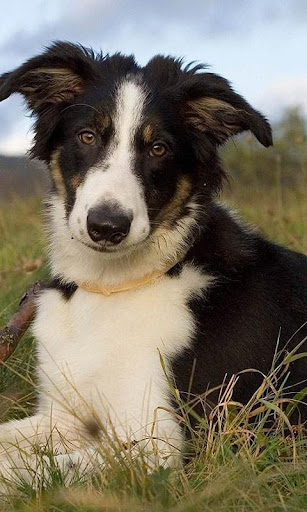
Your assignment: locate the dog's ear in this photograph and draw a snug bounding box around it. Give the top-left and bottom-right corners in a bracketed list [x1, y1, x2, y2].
[0, 41, 98, 112]
[181, 73, 272, 147]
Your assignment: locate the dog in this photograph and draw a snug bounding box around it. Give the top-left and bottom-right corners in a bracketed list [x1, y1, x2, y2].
[0, 42, 306, 488]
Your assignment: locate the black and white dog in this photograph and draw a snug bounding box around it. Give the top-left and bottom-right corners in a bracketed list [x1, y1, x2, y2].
[0, 42, 306, 485]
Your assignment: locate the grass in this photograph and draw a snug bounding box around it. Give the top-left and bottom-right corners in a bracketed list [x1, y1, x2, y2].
[0, 182, 306, 511]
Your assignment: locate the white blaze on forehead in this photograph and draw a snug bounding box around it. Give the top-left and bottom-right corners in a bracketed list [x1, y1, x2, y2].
[68, 79, 150, 249]
[114, 80, 146, 149]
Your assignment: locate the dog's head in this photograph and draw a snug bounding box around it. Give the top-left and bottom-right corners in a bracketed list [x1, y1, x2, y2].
[0, 42, 272, 256]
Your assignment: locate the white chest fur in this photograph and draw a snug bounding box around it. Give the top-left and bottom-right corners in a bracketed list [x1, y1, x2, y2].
[32, 265, 211, 449]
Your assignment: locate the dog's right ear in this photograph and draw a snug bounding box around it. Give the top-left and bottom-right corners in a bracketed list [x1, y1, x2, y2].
[0, 41, 98, 112]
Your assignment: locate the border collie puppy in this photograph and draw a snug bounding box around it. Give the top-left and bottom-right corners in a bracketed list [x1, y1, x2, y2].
[0, 42, 306, 486]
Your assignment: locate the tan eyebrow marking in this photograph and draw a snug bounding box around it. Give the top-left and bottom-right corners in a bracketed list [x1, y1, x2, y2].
[100, 113, 111, 130]
[143, 124, 154, 143]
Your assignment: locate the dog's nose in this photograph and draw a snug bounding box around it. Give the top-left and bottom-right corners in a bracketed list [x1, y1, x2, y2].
[87, 205, 132, 245]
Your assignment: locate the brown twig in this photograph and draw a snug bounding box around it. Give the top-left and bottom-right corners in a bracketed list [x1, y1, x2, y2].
[0, 281, 47, 363]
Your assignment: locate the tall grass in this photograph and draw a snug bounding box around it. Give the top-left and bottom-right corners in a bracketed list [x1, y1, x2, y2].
[0, 118, 306, 509]
[0, 188, 306, 510]
[0, 345, 307, 511]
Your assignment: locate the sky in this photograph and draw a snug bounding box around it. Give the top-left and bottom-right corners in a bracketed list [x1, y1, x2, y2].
[0, 0, 306, 155]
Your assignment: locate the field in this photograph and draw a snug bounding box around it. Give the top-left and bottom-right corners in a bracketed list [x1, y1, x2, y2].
[0, 112, 306, 511]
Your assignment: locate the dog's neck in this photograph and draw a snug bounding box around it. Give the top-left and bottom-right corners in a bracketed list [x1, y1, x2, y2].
[47, 196, 199, 288]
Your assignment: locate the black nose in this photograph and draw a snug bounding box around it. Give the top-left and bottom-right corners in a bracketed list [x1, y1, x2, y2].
[87, 205, 132, 245]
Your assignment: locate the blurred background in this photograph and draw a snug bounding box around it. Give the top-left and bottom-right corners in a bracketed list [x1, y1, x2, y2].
[0, 0, 306, 293]
[0, 0, 305, 429]
[0, 0, 306, 195]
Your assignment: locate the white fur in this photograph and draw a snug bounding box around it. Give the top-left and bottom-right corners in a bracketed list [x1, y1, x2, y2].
[69, 80, 150, 250]
[0, 265, 213, 489]
[35, 264, 210, 433]
[49, 195, 201, 287]
[0, 80, 214, 490]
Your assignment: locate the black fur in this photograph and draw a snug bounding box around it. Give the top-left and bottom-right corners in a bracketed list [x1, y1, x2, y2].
[0, 42, 305, 427]
[172, 202, 307, 424]
[0, 41, 271, 228]
[47, 277, 78, 300]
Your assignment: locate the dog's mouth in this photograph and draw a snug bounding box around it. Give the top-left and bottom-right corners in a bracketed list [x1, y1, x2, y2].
[74, 238, 119, 253]
[71, 230, 151, 256]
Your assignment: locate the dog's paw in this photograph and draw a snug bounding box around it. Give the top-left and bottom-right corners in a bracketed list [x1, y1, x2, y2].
[0, 455, 28, 495]
[51, 449, 105, 485]
[0, 448, 104, 493]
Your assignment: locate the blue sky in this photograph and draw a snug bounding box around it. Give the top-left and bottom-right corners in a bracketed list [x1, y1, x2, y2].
[0, 0, 306, 155]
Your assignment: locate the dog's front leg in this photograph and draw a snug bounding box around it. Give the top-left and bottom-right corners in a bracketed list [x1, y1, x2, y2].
[0, 414, 50, 451]
[0, 413, 78, 492]
[46, 416, 184, 485]
[49, 435, 180, 485]
[0, 414, 46, 491]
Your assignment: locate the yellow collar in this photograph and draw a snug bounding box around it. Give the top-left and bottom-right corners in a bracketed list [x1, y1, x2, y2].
[77, 266, 177, 296]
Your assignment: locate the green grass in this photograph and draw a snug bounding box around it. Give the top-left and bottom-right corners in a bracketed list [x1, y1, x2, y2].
[0, 185, 306, 511]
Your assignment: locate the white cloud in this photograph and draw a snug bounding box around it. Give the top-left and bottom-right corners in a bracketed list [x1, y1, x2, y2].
[0, 120, 32, 156]
[257, 75, 307, 119]
[0, 0, 306, 155]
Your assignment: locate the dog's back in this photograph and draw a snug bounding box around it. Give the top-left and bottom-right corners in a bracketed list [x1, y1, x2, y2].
[0, 43, 306, 488]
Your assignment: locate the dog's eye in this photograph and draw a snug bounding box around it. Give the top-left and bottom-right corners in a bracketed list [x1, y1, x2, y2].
[149, 143, 168, 158]
[78, 131, 96, 145]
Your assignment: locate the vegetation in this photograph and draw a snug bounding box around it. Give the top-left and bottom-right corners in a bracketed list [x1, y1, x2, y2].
[0, 107, 306, 510]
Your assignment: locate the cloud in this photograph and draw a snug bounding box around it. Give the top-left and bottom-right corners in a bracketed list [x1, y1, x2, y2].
[0, 96, 28, 137]
[0, 0, 305, 154]
[0, 97, 33, 155]
[0, 0, 305, 67]
[257, 76, 307, 119]
[0, 128, 31, 156]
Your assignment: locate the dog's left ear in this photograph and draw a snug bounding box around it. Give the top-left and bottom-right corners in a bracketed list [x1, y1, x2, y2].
[182, 73, 273, 147]
[0, 41, 98, 112]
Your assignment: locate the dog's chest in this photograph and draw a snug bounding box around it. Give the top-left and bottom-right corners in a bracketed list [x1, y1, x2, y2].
[33, 265, 210, 424]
